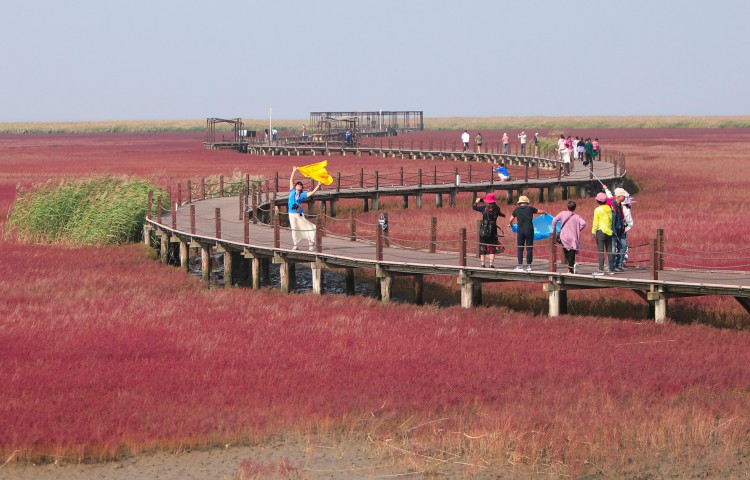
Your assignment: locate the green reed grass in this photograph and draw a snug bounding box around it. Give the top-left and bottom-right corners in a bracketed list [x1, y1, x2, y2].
[7, 176, 166, 245]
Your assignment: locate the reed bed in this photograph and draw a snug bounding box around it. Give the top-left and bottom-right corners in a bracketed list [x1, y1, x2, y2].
[6, 176, 165, 245]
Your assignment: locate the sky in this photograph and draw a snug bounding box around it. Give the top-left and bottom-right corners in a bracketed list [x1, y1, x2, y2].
[2, 0, 748, 122]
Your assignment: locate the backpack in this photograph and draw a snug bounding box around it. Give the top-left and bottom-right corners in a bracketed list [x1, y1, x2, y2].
[613, 204, 626, 237]
[479, 209, 494, 238]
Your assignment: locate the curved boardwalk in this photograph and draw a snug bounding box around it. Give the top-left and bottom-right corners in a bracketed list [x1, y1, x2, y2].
[145, 150, 750, 323]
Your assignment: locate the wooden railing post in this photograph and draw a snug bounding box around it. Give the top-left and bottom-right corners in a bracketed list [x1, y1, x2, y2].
[215, 208, 221, 239]
[251, 185, 258, 224]
[219, 175, 225, 197]
[238, 187, 244, 221]
[171, 208, 177, 230]
[336, 172, 341, 192]
[243, 208, 249, 244]
[651, 238, 659, 280]
[418, 168, 423, 187]
[376, 224, 383, 261]
[315, 216, 322, 253]
[201, 177, 206, 199]
[187, 180, 192, 204]
[490, 165, 494, 185]
[429, 217, 437, 253]
[525, 161, 529, 182]
[459, 228, 467, 267]
[157, 196, 163, 221]
[375, 171, 379, 191]
[177, 182, 182, 206]
[657, 228, 665, 270]
[147, 191, 153, 220]
[433, 165, 437, 184]
[400, 166, 404, 186]
[273, 209, 280, 248]
[549, 233, 557, 272]
[359, 168, 364, 188]
[190, 205, 196, 234]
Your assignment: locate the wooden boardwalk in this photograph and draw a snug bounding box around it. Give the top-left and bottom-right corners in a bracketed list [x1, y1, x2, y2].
[145, 158, 750, 323]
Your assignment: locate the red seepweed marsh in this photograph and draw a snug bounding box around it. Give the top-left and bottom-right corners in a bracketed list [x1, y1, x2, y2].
[1, 127, 749, 478]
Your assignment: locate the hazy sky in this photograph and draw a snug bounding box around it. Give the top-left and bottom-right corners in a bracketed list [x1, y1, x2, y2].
[3, 0, 748, 122]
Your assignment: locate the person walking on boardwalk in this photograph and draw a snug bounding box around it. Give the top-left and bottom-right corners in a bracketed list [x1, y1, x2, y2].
[288, 167, 322, 251]
[591, 192, 614, 275]
[508, 196, 546, 271]
[502, 132, 510, 154]
[584, 137, 595, 166]
[518, 131, 527, 154]
[552, 201, 587, 273]
[461, 130, 470, 152]
[475, 132, 483, 153]
[533, 132, 540, 156]
[557, 134, 566, 160]
[473, 193, 506, 268]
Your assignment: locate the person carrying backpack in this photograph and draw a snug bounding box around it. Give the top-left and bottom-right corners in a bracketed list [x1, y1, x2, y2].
[473, 193, 506, 268]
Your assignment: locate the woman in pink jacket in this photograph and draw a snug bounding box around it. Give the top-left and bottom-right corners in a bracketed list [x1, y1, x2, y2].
[552, 201, 587, 273]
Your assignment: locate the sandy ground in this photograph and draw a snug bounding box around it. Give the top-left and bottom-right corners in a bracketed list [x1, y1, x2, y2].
[3, 439, 748, 480]
[0, 439, 531, 480]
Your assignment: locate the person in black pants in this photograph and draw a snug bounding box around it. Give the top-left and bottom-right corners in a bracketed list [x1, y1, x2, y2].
[473, 193, 506, 268]
[508, 196, 546, 272]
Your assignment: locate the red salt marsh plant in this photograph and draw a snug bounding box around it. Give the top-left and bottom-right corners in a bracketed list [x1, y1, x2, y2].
[1, 239, 749, 476]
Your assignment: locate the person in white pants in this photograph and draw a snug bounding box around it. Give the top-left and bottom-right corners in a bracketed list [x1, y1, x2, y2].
[288, 167, 321, 250]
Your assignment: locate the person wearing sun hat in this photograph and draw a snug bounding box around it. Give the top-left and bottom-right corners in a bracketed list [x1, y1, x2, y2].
[603, 184, 629, 272]
[592, 191, 614, 275]
[508, 195, 546, 272]
[473, 193, 506, 268]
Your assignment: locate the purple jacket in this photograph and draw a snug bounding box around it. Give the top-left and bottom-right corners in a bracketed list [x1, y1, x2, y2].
[552, 211, 587, 251]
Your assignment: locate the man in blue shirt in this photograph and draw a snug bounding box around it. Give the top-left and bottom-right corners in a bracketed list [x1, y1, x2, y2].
[494, 163, 511, 181]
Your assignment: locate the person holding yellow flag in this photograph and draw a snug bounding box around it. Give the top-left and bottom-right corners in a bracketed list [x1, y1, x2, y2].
[288, 167, 322, 251]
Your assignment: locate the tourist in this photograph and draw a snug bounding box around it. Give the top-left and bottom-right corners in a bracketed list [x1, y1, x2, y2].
[557, 134, 566, 160]
[494, 162, 511, 181]
[508, 196, 546, 271]
[573, 136, 580, 160]
[584, 137, 595, 166]
[475, 132, 483, 153]
[461, 130, 470, 152]
[622, 196, 636, 265]
[552, 201, 587, 273]
[591, 192, 614, 275]
[577, 137, 585, 163]
[593, 138, 600, 158]
[272, 128, 278, 142]
[288, 167, 322, 251]
[502, 132, 509, 154]
[533, 132, 540, 156]
[561, 145, 572, 176]
[603, 185, 629, 272]
[473, 193, 506, 268]
[345, 129, 352, 146]
[301, 124, 306, 137]
[518, 131, 527, 154]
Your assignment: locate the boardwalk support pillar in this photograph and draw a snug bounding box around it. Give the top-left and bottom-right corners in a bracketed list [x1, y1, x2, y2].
[200, 243, 211, 283]
[436, 193, 443, 208]
[275, 255, 296, 294]
[143, 224, 153, 246]
[377, 267, 392, 304]
[648, 287, 668, 324]
[544, 283, 567, 317]
[414, 274, 424, 305]
[160, 232, 169, 264]
[179, 238, 189, 271]
[416, 193, 422, 209]
[224, 251, 234, 288]
[311, 262, 324, 295]
[344, 267, 355, 296]
[458, 273, 481, 308]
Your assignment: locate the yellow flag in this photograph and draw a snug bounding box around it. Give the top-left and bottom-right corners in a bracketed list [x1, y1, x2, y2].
[297, 160, 333, 185]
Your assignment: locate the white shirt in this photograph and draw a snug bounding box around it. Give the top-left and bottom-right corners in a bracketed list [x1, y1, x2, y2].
[518, 133, 527, 144]
[461, 132, 470, 143]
